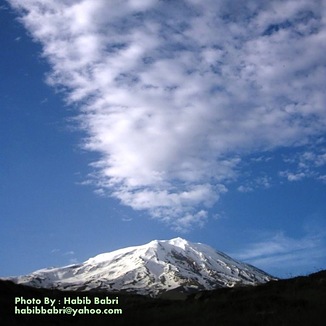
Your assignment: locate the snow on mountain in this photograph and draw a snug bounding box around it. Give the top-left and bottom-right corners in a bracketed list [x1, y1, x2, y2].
[5, 238, 274, 297]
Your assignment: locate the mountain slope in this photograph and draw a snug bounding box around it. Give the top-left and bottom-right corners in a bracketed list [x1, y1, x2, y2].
[5, 238, 274, 296]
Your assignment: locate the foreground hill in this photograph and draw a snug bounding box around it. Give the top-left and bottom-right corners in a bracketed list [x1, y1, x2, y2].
[1, 270, 325, 325]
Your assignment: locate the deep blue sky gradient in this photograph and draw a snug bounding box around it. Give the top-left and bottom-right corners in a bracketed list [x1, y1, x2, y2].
[1, 2, 325, 279]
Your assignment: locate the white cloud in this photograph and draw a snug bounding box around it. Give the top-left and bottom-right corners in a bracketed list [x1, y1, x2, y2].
[280, 144, 326, 182]
[63, 251, 75, 256]
[8, 0, 326, 230]
[238, 175, 272, 192]
[233, 231, 325, 275]
[279, 171, 307, 182]
[237, 185, 254, 193]
[50, 249, 78, 265]
[236, 232, 317, 260]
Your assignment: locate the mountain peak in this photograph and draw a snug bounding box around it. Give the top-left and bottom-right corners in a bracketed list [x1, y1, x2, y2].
[7, 238, 275, 297]
[167, 237, 190, 247]
[147, 237, 190, 249]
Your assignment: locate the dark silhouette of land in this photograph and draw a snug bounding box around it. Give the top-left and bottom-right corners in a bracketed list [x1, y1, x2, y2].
[1, 270, 325, 325]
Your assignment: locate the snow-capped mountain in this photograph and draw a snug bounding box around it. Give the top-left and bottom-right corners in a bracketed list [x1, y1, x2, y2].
[6, 238, 274, 297]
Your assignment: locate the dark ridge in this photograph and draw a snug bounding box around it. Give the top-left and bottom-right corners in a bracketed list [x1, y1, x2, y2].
[1, 270, 326, 325]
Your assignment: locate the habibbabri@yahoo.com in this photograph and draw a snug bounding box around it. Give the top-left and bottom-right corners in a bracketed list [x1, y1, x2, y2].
[14, 296, 123, 316]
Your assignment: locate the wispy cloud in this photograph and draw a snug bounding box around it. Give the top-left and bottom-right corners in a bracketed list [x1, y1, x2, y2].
[8, 0, 326, 230]
[280, 143, 326, 182]
[233, 231, 326, 276]
[50, 249, 78, 265]
[237, 175, 272, 193]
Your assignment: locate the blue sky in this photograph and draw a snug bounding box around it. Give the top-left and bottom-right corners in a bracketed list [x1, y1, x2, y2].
[1, 0, 326, 279]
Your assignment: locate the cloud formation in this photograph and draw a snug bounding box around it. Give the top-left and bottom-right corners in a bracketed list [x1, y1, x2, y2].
[233, 231, 325, 275]
[8, 0, 326, 230]
[280, 144, 326, 182]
